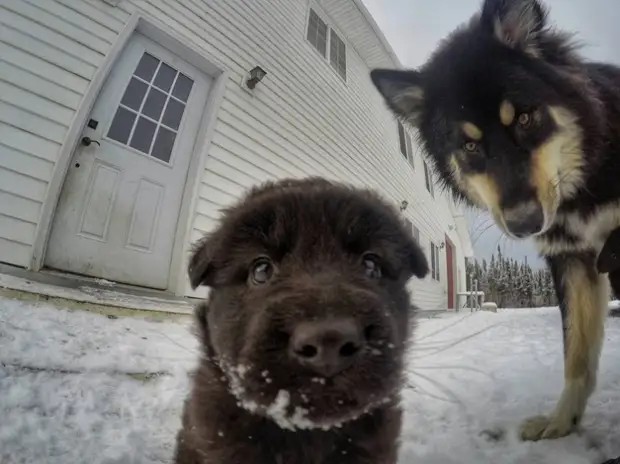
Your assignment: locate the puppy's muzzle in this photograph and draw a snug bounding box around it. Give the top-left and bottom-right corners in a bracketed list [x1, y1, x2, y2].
[502, 200, 544, 238]
[289, 318, 364, 378]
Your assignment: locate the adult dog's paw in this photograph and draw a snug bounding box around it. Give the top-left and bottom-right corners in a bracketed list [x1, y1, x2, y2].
[519, 414, 577, 441]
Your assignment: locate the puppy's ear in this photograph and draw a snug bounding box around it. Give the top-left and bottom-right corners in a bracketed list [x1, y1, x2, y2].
[480, 0, 547, 54]
[188, 233, 222, 289]
[405, 239, 429, 279]
[370, 69, 425, 125]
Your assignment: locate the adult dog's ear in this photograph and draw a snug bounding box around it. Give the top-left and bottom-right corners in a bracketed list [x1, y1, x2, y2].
[480, 0, 548, 54]
[188, 232, 222, 289]
[370, 69, 425, 125]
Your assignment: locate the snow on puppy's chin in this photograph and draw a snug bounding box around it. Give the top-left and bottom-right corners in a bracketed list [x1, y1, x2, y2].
[219, 360, 396, 431]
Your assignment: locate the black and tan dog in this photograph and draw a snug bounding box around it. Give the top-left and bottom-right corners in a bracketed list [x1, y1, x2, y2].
[370, 0, 620, 443]
[174, 177, 428, 463]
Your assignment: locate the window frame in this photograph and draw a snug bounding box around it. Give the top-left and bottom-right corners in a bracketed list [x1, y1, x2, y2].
[397, 121, 415, 168]
[430, 241, 440, 281]
[423, 160, 435, 197]
[305, 5, 347, 82]
[404, 218, 420, 243]
[306, 8, 328, 59]
[412, 225, 420, 244]
[430, 242, 436, 280]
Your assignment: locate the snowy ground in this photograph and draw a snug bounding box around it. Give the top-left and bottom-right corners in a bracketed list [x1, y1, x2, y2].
[2, 296, 620, 464]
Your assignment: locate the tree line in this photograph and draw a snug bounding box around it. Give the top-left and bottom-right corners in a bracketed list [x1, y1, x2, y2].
[466, 246, 557, 308]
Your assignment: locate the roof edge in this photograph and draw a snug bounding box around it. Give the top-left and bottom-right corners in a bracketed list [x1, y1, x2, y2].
[350, 0, 403, 69]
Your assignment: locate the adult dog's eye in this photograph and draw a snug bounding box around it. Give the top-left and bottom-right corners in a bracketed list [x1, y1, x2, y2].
[250, 258, 273, 285]
[463, 141, 478, 152]
[362, 253, 382, 279]
[517, 112, 531, 128]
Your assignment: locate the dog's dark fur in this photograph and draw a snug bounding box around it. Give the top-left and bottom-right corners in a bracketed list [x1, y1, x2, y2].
[370, 0, 620, 443]
[173, 177, 428, 463]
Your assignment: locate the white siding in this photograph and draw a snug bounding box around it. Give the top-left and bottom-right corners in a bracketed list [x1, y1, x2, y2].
[0, 0, 473, 309]
[0, 0, 125, 266]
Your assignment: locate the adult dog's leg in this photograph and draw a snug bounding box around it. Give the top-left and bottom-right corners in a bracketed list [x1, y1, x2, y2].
[520, 251, 609, 441]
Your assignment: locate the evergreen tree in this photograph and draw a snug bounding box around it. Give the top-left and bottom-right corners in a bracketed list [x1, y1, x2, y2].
[467, 251, 556, 309]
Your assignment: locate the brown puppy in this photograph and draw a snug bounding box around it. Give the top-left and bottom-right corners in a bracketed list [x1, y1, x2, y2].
[174, 177, 428, 464]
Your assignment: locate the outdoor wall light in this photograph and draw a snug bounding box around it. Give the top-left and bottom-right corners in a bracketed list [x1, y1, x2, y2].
[399, 200, 408, 212]
[246, 66, 267, 89]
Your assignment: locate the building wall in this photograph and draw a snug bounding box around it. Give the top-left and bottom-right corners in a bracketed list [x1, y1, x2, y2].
[0, 0, 472, 308]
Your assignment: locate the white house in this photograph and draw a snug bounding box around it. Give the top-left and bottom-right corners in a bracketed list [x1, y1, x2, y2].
[0, 0, 474, 310]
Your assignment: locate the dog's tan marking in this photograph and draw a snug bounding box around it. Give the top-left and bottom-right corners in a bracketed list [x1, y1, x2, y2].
[520, 259, 608, 441]
[461, 122, 483, 140]
[563, 262, 607, 381]
[463, 173, 501, 213]
[528, 106, 585, 232]
[547, 106, 585, 198]
[448, 155, 461, 179]
[530, 138, 558, 224]
[499, 101, 515, 126]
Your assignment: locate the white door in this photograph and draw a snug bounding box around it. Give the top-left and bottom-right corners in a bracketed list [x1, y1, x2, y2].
[45, 33, 212, 289]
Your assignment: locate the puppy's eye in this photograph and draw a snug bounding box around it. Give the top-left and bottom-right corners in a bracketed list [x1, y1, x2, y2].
[362, 253, 382, 279]
[517, 112, 531, 128]
[250, 258, 273, 285]
[463, 141, 478, 152]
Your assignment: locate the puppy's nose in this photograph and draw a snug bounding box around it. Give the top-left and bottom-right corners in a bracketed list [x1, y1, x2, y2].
[290, 318, 364, 377]
[503, 201, 544, 238]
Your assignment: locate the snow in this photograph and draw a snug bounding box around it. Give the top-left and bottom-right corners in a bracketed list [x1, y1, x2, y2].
[2, 296, 620, 463]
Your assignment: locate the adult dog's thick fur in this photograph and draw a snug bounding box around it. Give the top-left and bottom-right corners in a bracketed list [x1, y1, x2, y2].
[173, 177, 428, 463]
[370, 0, 620, 442]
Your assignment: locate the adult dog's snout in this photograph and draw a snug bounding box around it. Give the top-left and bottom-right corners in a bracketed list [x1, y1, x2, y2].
[502, 201, 545, 238]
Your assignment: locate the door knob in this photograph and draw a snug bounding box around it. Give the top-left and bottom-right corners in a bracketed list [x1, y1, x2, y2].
[81, 136, 100, 147]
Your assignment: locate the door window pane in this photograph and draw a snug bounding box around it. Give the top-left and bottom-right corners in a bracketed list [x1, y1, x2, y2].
[172, 74, 193, 102]
[153, 63, 176, 92]
[120, 77, 148, 111]
[162, 99, 185, 130]
[142, 87, 167, 120]
[134, 53, 159, 81]
[129, 117, 157, 154]
[106, 51, 195, 164]
[107, 107, 136, 144]
[151, 127, 176, 163]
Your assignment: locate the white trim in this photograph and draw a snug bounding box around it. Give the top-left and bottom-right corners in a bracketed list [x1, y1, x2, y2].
[31, 11, 228, 296]
[170, 69, 228, 295]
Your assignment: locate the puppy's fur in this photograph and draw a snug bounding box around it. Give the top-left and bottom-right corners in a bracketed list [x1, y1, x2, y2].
[174, 177, 428, 463]
[370, 0, 620, 442]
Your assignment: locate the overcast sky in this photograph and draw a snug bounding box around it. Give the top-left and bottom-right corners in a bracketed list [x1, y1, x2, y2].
[361, 0, 620, 266]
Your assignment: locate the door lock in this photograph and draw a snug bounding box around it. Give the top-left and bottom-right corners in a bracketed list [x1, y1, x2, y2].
[81, 136, 101, 147]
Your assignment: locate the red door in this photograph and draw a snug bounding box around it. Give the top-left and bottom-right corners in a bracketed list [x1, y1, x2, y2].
[445, 235, 455, 309]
